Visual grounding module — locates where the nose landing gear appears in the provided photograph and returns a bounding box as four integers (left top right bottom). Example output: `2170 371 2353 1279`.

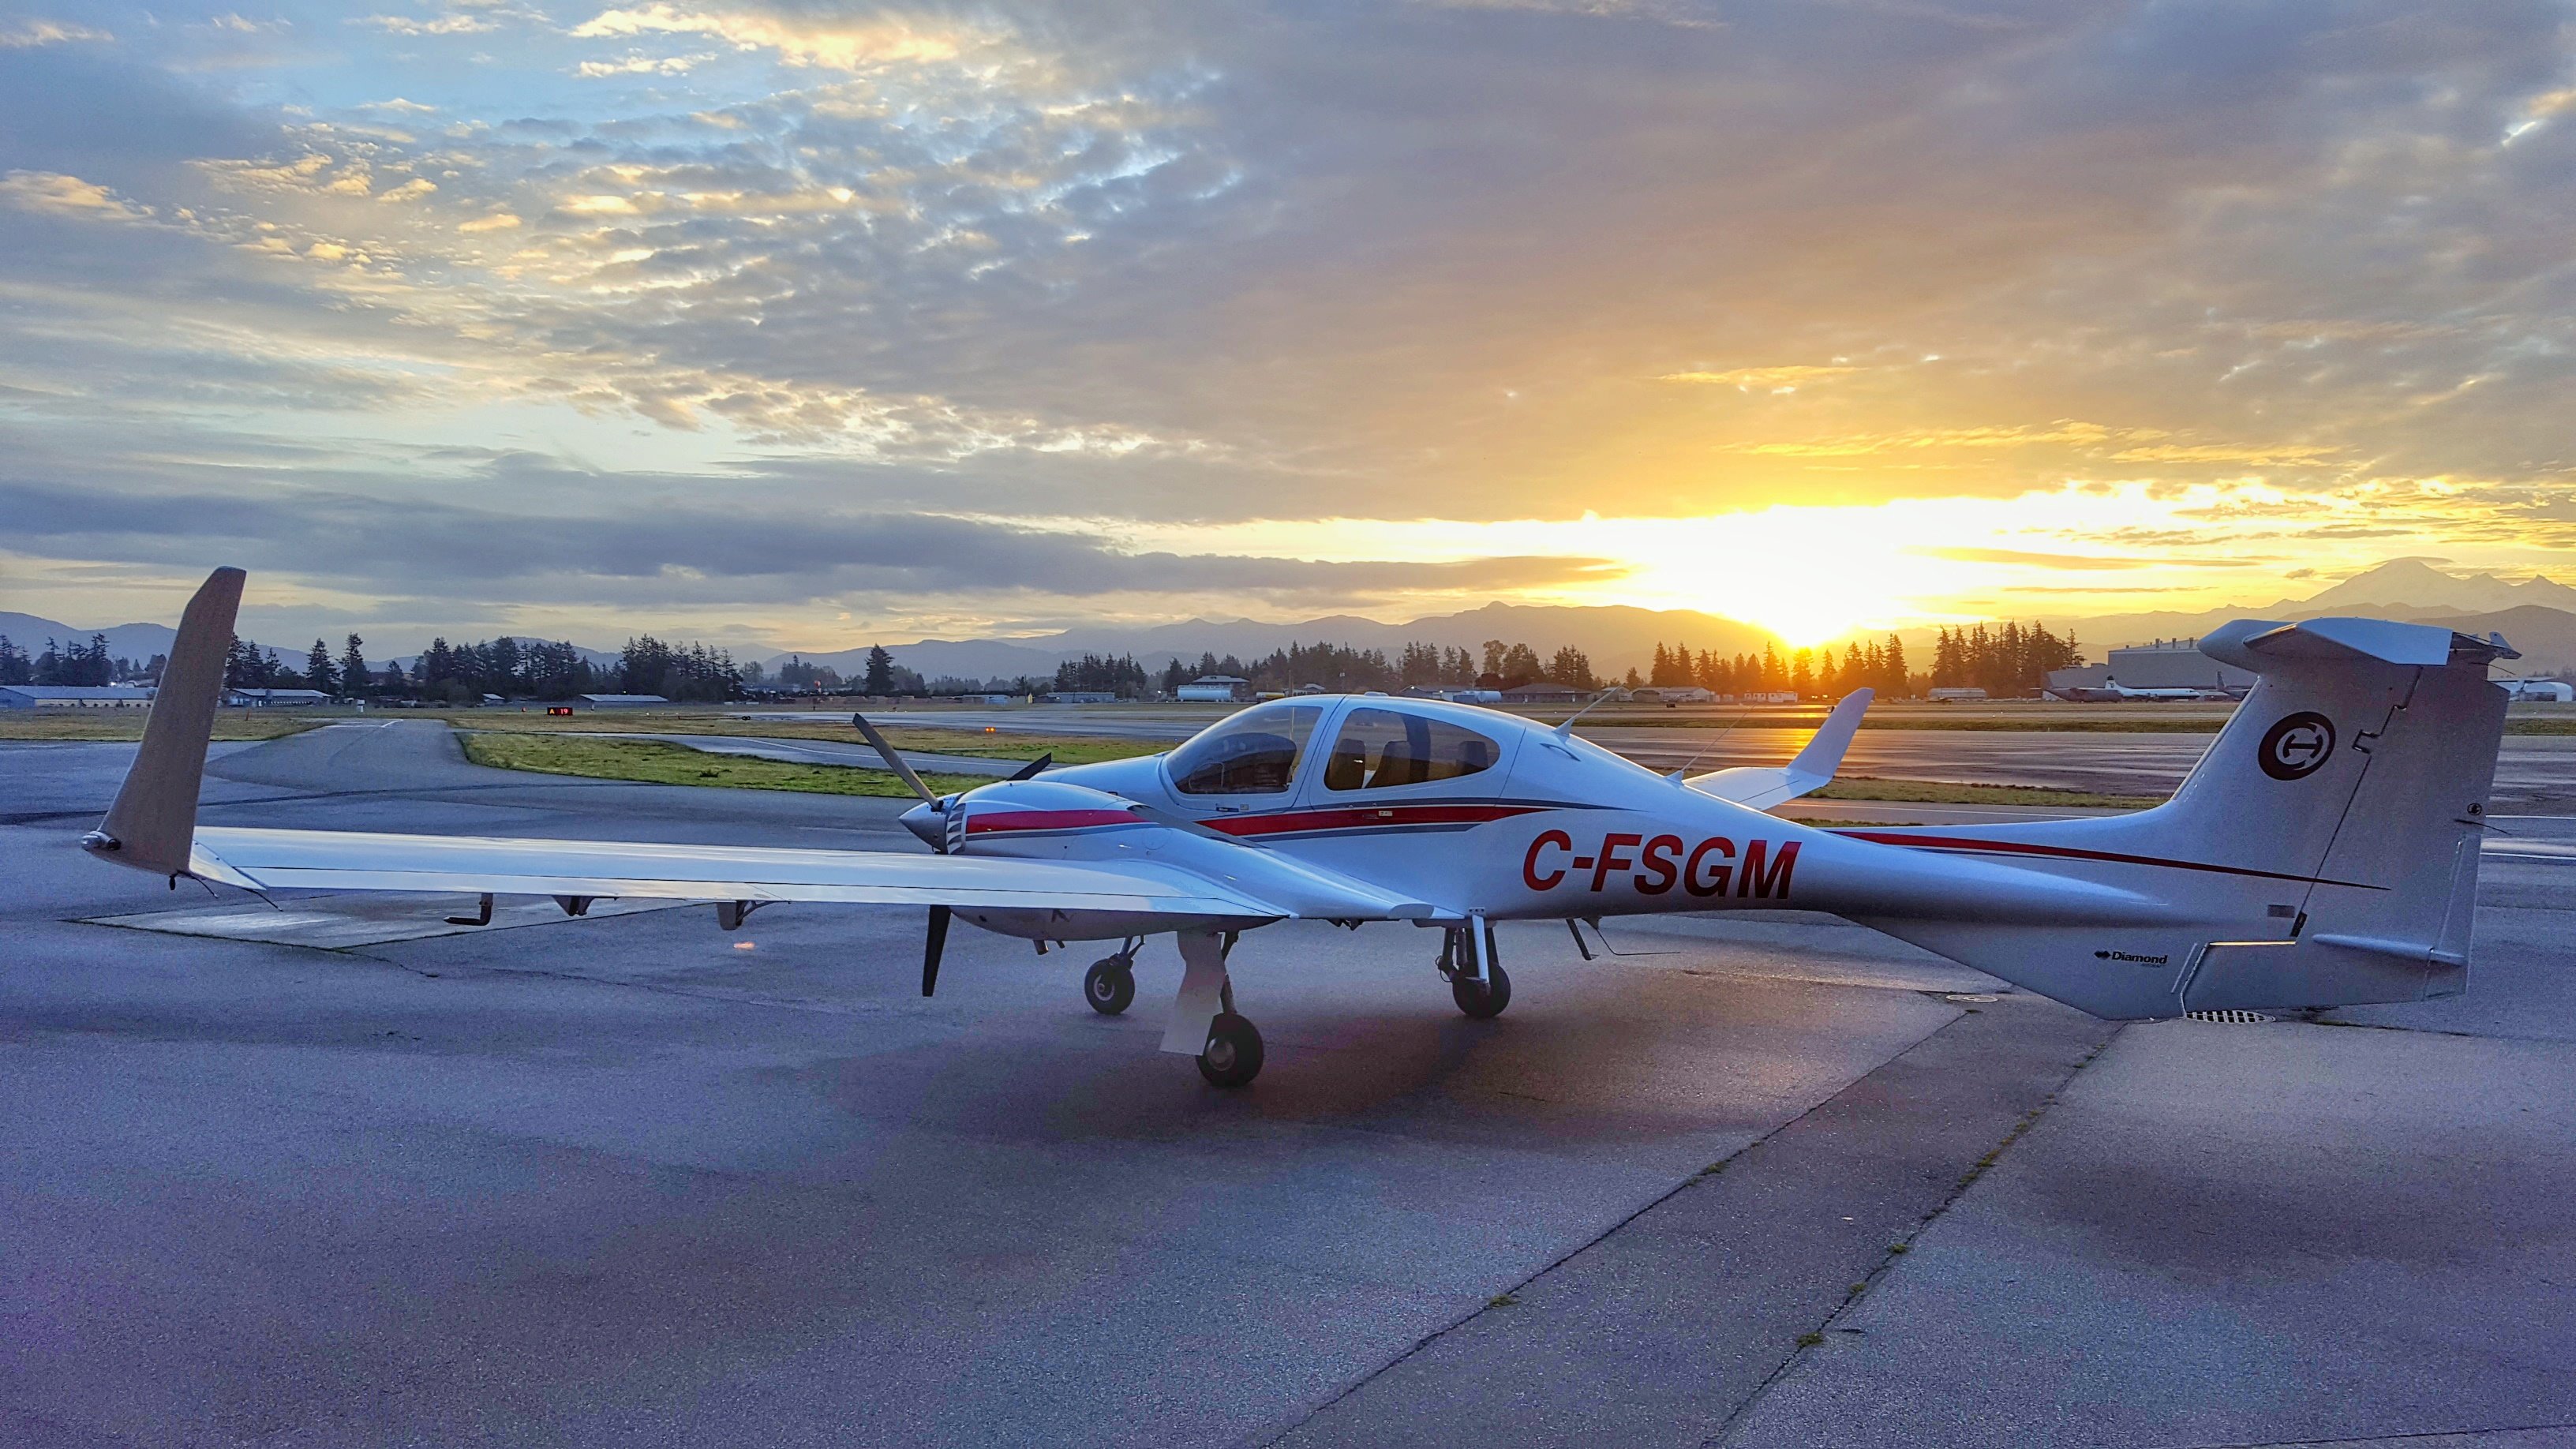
1083 944 1139 1016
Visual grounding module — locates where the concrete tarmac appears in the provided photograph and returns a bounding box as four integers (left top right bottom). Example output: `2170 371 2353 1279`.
4 721 2572 1447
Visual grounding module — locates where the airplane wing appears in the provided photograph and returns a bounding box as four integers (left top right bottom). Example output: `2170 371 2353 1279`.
1687 687 1872 811
186 826 1289 918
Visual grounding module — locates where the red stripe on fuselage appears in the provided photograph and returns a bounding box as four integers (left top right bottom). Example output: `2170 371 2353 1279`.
1204 803 1551 839
964 808 1141 835
1833 829 2381 889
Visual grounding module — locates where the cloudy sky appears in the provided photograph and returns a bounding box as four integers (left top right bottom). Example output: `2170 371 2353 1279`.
2 0 2572 650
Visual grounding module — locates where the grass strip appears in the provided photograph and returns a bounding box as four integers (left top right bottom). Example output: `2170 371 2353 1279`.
431 710 1165 763
0 712 322 743
460 732 991 797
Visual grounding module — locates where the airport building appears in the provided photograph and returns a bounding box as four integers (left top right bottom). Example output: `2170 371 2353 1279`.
0 683 155 709
1176 675 1250 702
574 694 672 708
2046 638 2260 697
223 687 333 707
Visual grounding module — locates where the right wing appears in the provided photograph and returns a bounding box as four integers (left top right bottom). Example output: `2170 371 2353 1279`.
1687 687 1872 811
189 826 1289 918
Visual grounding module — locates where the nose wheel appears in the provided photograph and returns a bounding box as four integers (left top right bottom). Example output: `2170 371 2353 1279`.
1083 953 1137 1016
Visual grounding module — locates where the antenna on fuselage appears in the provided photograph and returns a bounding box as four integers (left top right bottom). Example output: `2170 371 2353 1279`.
1550 688 1615 741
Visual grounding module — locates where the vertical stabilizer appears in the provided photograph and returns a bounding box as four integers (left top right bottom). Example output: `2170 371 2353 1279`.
84 567 244 878
1845 616 2512 1018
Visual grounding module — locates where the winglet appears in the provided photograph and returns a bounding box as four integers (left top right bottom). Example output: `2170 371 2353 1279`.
84 567 244 878
1686 687 1873 811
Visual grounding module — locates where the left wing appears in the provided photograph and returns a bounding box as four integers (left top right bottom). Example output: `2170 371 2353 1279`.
187 826 1289 918
1688 687 1871 811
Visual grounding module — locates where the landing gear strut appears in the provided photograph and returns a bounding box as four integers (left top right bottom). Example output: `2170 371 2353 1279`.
1084 942 1139 1016
1439 919 1511 1020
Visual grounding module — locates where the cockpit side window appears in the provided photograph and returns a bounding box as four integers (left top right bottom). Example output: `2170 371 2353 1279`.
1321 707 1501 792
1167 703 1326 795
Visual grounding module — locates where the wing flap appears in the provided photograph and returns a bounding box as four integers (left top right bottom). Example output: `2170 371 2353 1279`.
190 826 1286 917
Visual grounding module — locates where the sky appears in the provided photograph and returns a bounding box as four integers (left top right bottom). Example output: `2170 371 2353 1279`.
2 0 2573 652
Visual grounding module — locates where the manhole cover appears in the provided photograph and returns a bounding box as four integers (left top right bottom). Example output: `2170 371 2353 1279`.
2185 1009 2274 1024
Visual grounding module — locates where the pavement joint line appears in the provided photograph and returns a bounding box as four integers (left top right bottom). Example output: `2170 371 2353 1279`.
2182 1425 2576 1448
1252 996 2049 1449
1700 1020 2127 1449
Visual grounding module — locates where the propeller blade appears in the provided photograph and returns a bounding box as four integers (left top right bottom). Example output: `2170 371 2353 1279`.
852 713 938 804
1005 752 1053 782
921 904 951 997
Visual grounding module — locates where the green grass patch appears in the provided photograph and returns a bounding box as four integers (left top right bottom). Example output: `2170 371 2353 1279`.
0 710 324 743
460 732 990 797
1808 777 2166 810
432 710 1164 763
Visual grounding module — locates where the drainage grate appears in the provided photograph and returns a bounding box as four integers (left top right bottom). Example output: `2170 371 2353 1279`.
2185 1009 2275 1025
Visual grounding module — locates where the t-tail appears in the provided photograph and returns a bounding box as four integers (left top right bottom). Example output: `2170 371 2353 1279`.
1841 617 2514 1018
82 566 244 882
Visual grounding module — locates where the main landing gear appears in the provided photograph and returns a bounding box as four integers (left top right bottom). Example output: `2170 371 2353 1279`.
1438 920 1511 1020
1198 1011 1264 1088
1159 930 1265 1088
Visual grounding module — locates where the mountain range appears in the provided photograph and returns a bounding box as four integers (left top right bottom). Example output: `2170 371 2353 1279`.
0 611 200 667
6 559 2569 684
773 602 1784 683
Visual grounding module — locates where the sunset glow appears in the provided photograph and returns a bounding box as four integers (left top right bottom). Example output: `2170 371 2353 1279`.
1 5 2570 650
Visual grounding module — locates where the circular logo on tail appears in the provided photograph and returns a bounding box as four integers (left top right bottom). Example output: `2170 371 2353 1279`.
2258 711 2336 781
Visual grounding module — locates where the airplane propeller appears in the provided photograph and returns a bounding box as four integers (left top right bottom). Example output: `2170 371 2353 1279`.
853 713 957 998
922 901 951 998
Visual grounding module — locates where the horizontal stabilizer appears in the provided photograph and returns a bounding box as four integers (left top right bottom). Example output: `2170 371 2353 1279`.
1689 687 1871 811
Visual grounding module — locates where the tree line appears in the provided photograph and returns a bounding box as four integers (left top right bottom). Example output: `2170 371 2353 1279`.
1928 622 2084 695
1649 636 1914 698
212 632 745 704
0 635 150 687
1137 639 1602 698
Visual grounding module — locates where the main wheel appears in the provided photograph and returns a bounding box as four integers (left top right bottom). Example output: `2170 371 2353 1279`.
1453 963 1512 1020
1083 957 1136 1016
1196 1012 1264 1087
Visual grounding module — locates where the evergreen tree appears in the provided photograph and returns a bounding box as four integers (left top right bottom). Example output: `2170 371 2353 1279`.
305 639 338 696
1545 646 1597 689
863 645 897 695
339 635 369 698
0 637 28 687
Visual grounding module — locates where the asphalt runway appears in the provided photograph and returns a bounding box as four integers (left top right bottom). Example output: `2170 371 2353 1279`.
797 705 2576 808
5 721 2574 1447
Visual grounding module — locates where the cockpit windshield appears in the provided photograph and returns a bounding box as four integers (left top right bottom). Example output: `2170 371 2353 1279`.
1167 702 1326 795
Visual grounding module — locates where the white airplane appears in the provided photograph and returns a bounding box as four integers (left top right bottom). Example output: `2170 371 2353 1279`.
2051 676 2242 703
85 568 2514 1087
